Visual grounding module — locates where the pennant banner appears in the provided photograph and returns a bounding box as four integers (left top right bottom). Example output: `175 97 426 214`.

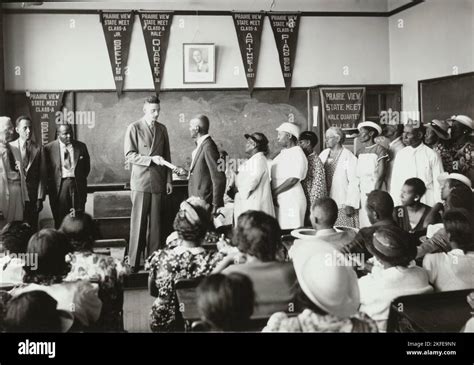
139 12 173 96
320 87 366 129
232 12 264 95
26 91 64 146
100 11 135 96
269 13 300 97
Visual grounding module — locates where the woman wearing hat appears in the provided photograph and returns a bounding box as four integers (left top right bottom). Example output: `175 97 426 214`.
424 119 452 172
446 115 474 183
233 133 275 224
263 242 378 332
359 226 433 332
271 122 308 231
355 121 389 228
146 197 225 332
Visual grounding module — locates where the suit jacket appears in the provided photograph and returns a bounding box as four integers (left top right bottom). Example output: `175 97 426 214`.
124 119 171 194
11 139 46 202
43 139 90 204
188 136 226 207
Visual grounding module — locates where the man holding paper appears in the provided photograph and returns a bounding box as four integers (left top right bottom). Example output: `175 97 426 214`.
124 96 172 272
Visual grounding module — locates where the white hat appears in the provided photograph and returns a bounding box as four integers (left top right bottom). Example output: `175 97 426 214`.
448 115 473 130
438 172 472 189
276 122 301 139
357 121 382 136
291 241 360 318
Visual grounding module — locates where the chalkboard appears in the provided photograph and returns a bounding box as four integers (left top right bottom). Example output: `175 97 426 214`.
419 72 474 123
74 89 309 185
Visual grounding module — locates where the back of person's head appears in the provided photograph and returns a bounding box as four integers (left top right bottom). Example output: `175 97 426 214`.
311 197 338 228
59 212 96 251
232 210 281 262
299 131 319 148
196 273 254 331
23 229 73 282
0 221 33 254
446 185 474 213
367 225 417 268
443 209 473 252
4 291 73 332
366 190 394 223
173 197 211 244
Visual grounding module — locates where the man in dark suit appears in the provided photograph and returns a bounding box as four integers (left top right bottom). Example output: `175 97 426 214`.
186 115 225 214
44 123 90 228
124 96 173 272
13 116 46 231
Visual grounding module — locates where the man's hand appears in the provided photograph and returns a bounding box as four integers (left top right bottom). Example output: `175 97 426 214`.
173 167 187 176
344 205 355 216
36 200 43 213
152 155 164 165
166 182 173 195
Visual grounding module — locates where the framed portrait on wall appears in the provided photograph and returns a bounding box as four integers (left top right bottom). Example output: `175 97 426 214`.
183 43 216 83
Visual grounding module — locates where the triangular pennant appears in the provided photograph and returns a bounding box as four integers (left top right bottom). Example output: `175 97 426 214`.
232 12 264 96
26 91 64 146
100 11 135 97
269 13 300 97
139 12 174 97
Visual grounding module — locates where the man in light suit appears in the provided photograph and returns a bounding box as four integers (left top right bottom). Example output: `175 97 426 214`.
13 116 46 231
44 123 90 228
185 115 225 214
0 117 29 225
124 96 172 272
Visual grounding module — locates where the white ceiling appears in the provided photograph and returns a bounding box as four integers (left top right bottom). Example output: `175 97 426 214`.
4 0 415 12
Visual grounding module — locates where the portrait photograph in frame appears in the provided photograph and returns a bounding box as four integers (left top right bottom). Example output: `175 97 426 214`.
183 43 216 83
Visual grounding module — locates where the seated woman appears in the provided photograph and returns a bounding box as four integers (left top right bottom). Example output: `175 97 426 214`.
3 290 74 332
214 210 297 317
0 221 33 285
10 229 102 330
146 197 225 332
263 242 377 332
60 212 129 331
423 209 474 292
359 226 433 332
393 178 433 239
194 273 254 332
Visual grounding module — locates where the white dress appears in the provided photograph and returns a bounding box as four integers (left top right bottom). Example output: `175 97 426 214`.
234 152 275 223
271 146 308 230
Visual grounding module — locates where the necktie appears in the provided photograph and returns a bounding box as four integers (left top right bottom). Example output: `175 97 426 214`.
64 148 72 170
22 142 29 168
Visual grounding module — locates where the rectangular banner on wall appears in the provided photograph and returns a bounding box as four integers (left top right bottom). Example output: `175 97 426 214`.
100 11 135 97
138 12 174 96
269 13 301 97
320 87 366 129
232 12 264 96
26 91 64 146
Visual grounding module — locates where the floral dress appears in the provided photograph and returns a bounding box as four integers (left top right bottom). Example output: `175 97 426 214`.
146 246 225 332
65 251 130 331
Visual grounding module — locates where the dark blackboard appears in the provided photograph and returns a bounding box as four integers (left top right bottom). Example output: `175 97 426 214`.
74 89 310 185
419 72 474 123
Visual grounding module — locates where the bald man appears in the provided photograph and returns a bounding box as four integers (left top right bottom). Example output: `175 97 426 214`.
0 117 29 224
185 115 225 213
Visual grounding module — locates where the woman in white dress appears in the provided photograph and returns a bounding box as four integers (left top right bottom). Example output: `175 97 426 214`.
234 133 275 224
271 123 308 231
319 127 360 228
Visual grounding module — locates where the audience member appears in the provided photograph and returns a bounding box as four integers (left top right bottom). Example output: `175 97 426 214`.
359 226 433 332
423 119 451 172
263 242 377 332
446 115 474 182
215 210 296 317
194 273 254 331
146 197 224 332
319 127 359 228
423 209 474 291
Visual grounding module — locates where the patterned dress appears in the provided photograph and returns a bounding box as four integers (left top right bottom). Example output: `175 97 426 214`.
146 246 224 332
438 141 474 182
301 152 328 220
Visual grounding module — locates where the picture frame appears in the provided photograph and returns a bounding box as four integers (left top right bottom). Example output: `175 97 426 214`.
183 43 216 84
